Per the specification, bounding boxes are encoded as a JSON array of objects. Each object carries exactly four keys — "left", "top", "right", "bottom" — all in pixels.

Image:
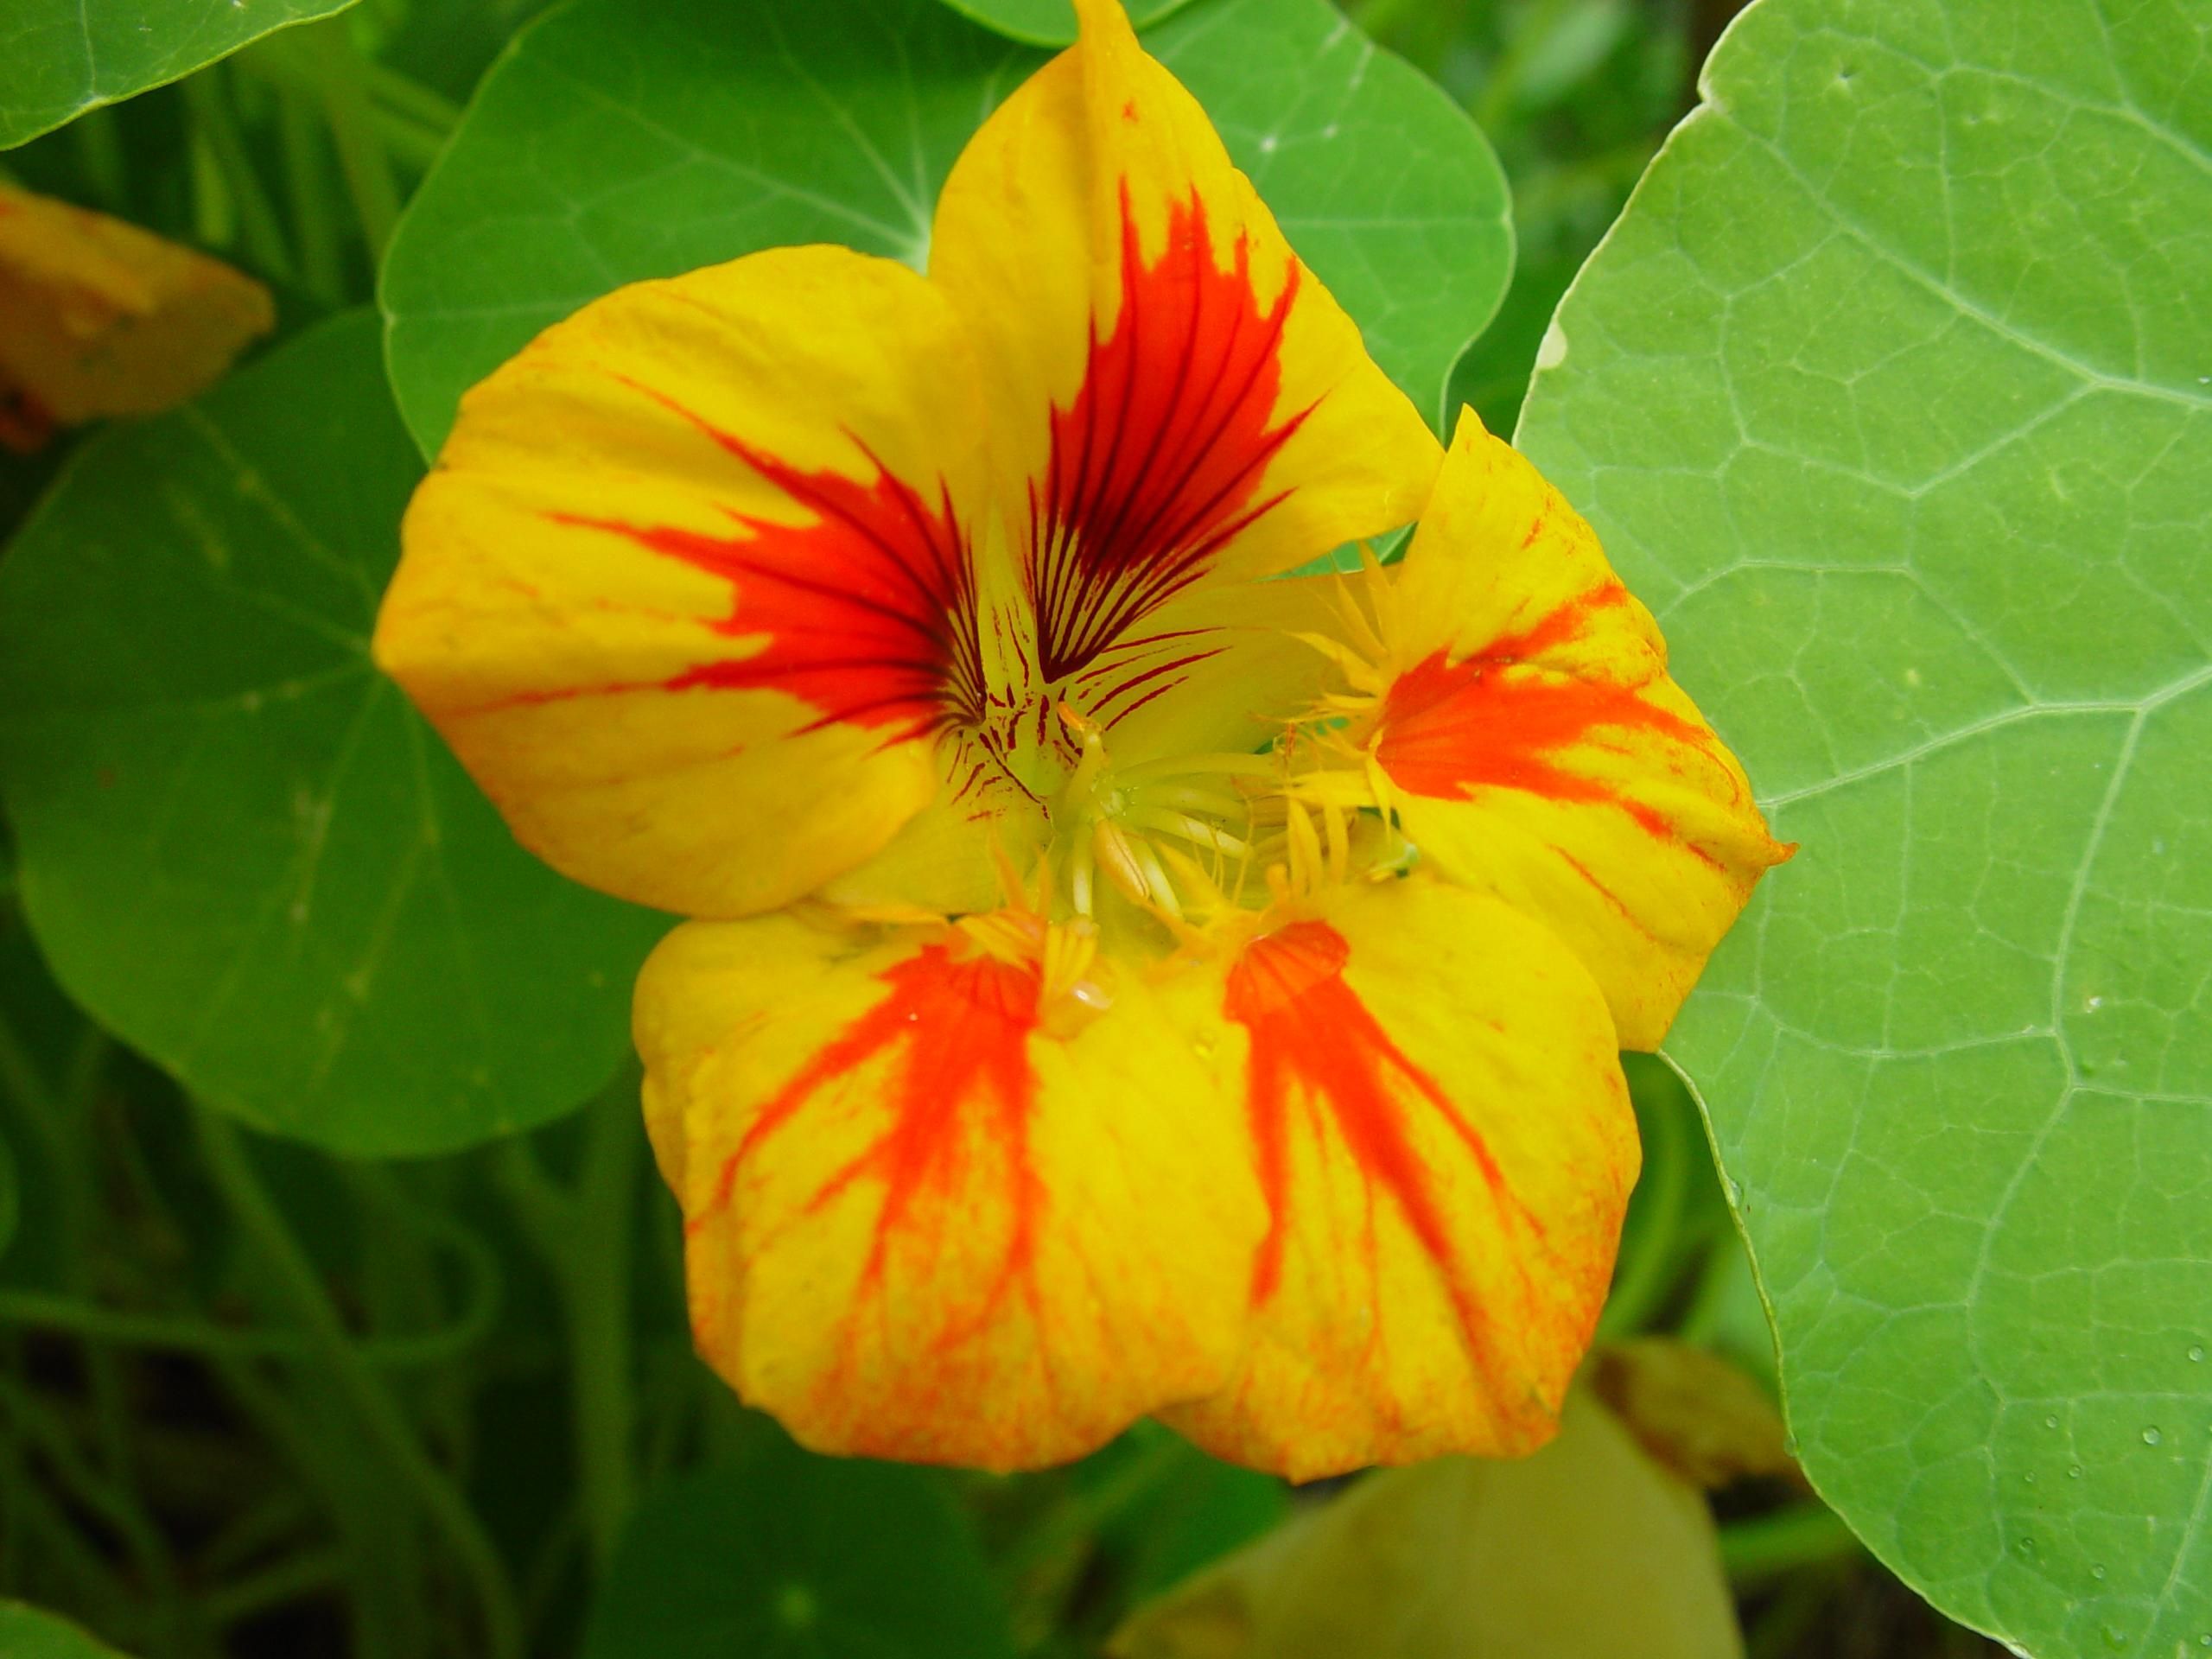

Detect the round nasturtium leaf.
[
  {"left": 0, "top": 0, "right": 359, "bottom": 149},
  {"left": 378, "top": 0, "right": 1508, "bottom": 455},
  {"left": 1516, "top": 1, "right": 2212, "bottom": 1654},
  {"left": 0, "top": 311, "right": 666, "bottom": 1157},
  {"left": 582, "top": 1443, "right": 1017, "bottom": 1659},
  {"left": 931, "top": 0, "right": 1194, "bottom": 48},
  {"left": 0, "top": 1601, "right": 132, "bottom": 1658}
]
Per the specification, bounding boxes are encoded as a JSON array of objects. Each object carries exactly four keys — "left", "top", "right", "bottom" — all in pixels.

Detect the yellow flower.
[
  {"left": 375, "top": 0, "right": 1787, "bottom": 1479},
  {"left": 0, "top": 185, "right": 272, "bottom": 452}
]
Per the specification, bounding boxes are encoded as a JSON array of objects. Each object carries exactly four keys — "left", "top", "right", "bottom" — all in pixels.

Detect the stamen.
[
  {"left": 1123, "top": 805, "right": 1249, "bottom": 858},
  {"left": 1130, "top": 837, "right": 1184, "bottom": 920},
  {"left": 1145, "top": 782, "right": 1248, "bottom": 818},
  {"left": 1092, "top": 820, "right": 1153, "bottom": 908},
  {"left": 1071, "top": 831, "right": 1097, "bottom": 918},
  {"left": 1322, "top": 800, "right": 1350, "bottom": 886},
  {"left": 1116, "top": 750, "right": 1282, "bottom": 785}
]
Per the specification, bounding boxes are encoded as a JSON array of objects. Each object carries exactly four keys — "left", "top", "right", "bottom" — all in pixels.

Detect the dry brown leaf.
[
  {"left": 1110, "top": 1390, "right": 1742, "bottom": 1659},
  {"left": 1590, "top": 1337, "right": 1805, "bottom": 1492},
  {"left": 0, "top": 185, "right": 274, "bottom": 452}
]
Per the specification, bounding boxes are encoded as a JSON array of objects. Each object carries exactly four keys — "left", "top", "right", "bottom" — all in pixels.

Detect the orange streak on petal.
[
  {"left": 1376, "top": 631, "right": 1707, "bottom": 828},
  {"left": 693, "top": 946, "right": 1044, "bottom": 1329},
  {"left": 1225, "top": 922, "right": 1538, "bottom": 1380}
]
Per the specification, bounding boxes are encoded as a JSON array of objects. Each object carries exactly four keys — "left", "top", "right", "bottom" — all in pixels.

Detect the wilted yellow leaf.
[
  {"left": 1111, "top": 1391, "right": 1741, "bottom": 1659},
  {"left": 1590, "top": 1338, "right": 1804, "bottom": 1493},
  {"left": 0, "top": 185, "right": 273, "bottom": 451}
]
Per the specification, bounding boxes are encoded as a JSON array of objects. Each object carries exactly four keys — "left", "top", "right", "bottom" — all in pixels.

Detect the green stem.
[
  {"left": 1001, "top": 1430, "right": 1188, "bottom": 1582},
  {"left": 295, "top": 17, "right": 403, "bottom": 258},
  {"left": 195, "top": 1109, "right": 521, "bottom": 1659},
  {"left": 361, "top": 60, "right": 462, "bottom": 136},
  {"left": 207, "top": 1353, "right": 410, "bottom": 1659},
  {"left": 1718, "top": 1503, "right": 1862, "bottom": 1583},
  {"left": 1472, "top": 0, "right": 1575, "bottom": 131},
  {"left": 276, "top": 82, "right": 345, "bottom": 302},
  {"left": 0, "top": 1284, "right": 491, "bottom": 1368},
  {"left": 0, "top": 1374, "right": 186, "bottom": 1635},
  {"left": 67, "top": 105, "right": 129, "bottom": 210},
  {"left": 0, "top": 1427, "right": 137, "bottom": 1617},
  {"left": 200, "top": 1548, "right": 346, "bottom": 1628},
  {"left": 499, "top": 1084, "right": 641, "bottom": 1569},
  {"left": 180, "top": 69, "right": 296, "bottom": 280},
  {"left": 1598, "top": 1065, "right": 1694, "bottom": 1338}
]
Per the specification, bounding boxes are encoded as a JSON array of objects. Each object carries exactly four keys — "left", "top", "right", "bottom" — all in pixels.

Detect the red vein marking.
[
  {"left": 692, "top": 945, "right": 1043, "bottom": 1332},
  {"left": 1224, "top": 921, "right": 1541, "bottom": 1382},
  {"left": 1375, "top": 582, "right": 1719, "bottom": 858},
  {"left": 1027, "top": 183, "right": 1312, "bottom": 682},
  {"left": 544, "top": 387, "right": 981, "bottom": 738}
]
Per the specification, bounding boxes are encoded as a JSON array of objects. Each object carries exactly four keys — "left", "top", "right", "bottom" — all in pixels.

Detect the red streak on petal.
[
  {"left": 1224, "top": 922, "right": 1535, "bottom": 1367},
  {"left": 694, "top": 946, "right": 1043, "bottom": 1321},
  {"left": 1028, "top": 184, "right": 1310, "bottom": 680},
  {"left": 1376, "top": 582, "right": 1717, "bottom": 856},
  {"left": 548, "top": 400, "right": 978, "bottom": 737}
]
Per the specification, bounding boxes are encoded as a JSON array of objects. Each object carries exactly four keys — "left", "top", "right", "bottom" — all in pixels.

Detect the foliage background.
[{"left": 2, "top": 0, "right": 2204, "bottom": 1655}]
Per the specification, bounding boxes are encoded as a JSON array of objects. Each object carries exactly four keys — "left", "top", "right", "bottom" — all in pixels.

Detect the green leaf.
[
  {"left": 0, "top": 1122, "right": 17, "bottom": 1262},
  {"left": 1515, "top": 1, "right": 2212, "bottom": 1653},
  {"left": 582, "top": 1440, "right": 1017, "bottom": 1659},
  {"left": 0, "top": 1601, "right": 131, "bottom": 1658},
  {"left": 931, "top": 0, "right": 1193, "bottom": 48},
  {"left": 0, "top": 0, "right": 359, "bottom": 149},
  {"left": 379, "top": 0, "right": 1507, "bottom": 454},
  {"left": 0, "top": 312, "right": 664, "bottom": 1156}
]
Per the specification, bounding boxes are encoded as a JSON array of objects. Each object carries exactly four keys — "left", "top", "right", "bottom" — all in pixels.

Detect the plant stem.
[
  {"left": 195, "top": 1109, "right": 522, "bottom": 1659},
  {"left": 295, "top": 17, "right": 403, "bottom": 258},
  {"left": 499, "top": 1082, "right": 642, "bottom": 1569},
  {"left": 276, "top": 81, "right": 345, "bottom": 302},
  {"left": 180, "top": 69, "right": 296, "bottom": 281},
  {"left": 1719, "top": 1502, "right": 1862, "bottom": 1583},
  {"left": 1598, "top": 1062, "right": 1694, "bottom": 1338},
  {"left": 200, "top": 1547, "right": 346, "bottom": 1628}
]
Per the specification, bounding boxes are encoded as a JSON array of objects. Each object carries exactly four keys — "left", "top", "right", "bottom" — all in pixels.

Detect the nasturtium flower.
[
  {"left": 376, "top": 0, "right": 1786, "bottom": 1479},
  {"left": 0, "top": 184, "right": 272, "bottom": 453}
]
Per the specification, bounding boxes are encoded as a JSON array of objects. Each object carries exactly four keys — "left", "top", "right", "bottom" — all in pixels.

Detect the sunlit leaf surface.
[
  {"left": 0, "top": 312, "right": 664, "bottom": 1155},
  {"left": 379, "top": 0, "right": 1507, "bottom": 454},
  {"left": 0, "top": 0, "right": 359, "bottom": 149},
  {"left": 1516, "top": 1, "right": 2212, "bottom": 1652}
]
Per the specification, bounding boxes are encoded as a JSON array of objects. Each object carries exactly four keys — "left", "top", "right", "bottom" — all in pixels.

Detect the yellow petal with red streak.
[
  {"left": 636, "top": 912, "right": 1267, "bottom": 1470},
  {"left": 1375, "top": 412, "right": 1790, "bottom": 1049},
  {"left": 1160, "top": 876, "right": 1637, "bottom": 1480},
  {"left": 927, "top": 0, "right": 1440, "bottom": 687},
  {"left": 376, "top": 246, "right": 994, "bottom": 918}
]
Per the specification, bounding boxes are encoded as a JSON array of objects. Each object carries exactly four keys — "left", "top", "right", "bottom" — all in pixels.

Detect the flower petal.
[
  {"left": 1081, "top": 565, "right": 1378, "bottom": 764},
  {"left": 636, "top": 912, "right": 1266, "bottom": 1470},
  {"left": 928, "top": 0, "right": 1440, "bottom": 682},
  {"left": 0, "top": 183, "right": 271, "bottom": 449},
  {"left": 1375, "top": 414, "right": 1790, "bottom": 1049},
  {"left": 1160, "top": 877, "right": 1637, "bottom": 1480},
  {"left": 376, "top": 246, "right": 994, "bottom": 917}
]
